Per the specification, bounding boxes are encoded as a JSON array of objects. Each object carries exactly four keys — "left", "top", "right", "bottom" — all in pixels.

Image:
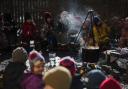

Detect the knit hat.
[
  {"left": 28, "top": 50, "right": 45, "bottom": 68},
  {"left": 59, "top": 56, "right": 77, "bottom": 76},
  {"left": 100, "top": 77, "right": 122, "bottom": 89},
  {"left": 12, "top": 47, "right": 28, "bottom": 63},
  {"left": 86, "top": 69, "right": 106, "bottom": 89},
  {"left": 44, "top": 66, "right": 72, "bottom": 89}
]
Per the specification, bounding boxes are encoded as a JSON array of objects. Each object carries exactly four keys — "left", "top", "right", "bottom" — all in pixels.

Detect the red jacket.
[{"left": 22, "top": 21, "right": 37, "bottom": 40}]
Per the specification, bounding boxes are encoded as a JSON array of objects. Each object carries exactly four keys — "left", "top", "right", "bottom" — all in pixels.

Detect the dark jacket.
[
  {"left": 70, "top": 74, "right": 84, "bottom": 89},
  {"left": 3, "top": 62, "right": 26, "bottom": 89}
]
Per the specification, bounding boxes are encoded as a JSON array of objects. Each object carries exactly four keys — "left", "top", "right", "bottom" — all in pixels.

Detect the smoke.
[
  {"left": 60, "top": 11, "right": 82, "bottom": 32},
  {"left": 59, "top": 11, "right": 84, "bottom": 43},
  {"left": 60, "top": 11, "right": 86, "bottom": 34},
  {"left": 59, "top": 0, "right": 93, "bottom": 42},
  {"left": 60, "top": 0, "right": 92, "bottom": 32}
]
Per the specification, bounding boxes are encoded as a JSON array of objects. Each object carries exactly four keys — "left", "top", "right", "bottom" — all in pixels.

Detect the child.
[
  {"left": 100, "top": 77, "right": 122, "bottom": 89},
  {"left": 21, "top": 50, "right": 45, "bottom": 89},
  {"left": 3, "top": 47, "right": 28, "bottom": 89},
  {"left": 59, "top": 56, "right": 84, "bottom": 89},
  {"left": 22, "top": 13, "right": 38, "bottom": 43},
  {"left": 86, "top": 69, "right": 106, "bottom": 89},
  {"left": 44, "top": 66, "right": 72, "bottom": 89}
]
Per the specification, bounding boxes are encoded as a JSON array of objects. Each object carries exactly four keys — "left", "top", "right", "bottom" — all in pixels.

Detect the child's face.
[
  {"left": 33, "top": 60, "right": 45, "bottom": 75},
  {"left": 44, "top": 85, "right": 54, "bottom": 89}
]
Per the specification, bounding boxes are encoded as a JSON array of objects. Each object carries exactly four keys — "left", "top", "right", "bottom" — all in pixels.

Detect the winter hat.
[
  {"left": 43, "top": 12, "right": 52, "bottom": 23},
  {"left": 12, "top": 47, "right": 28, "bottom": 63},
  {"left": 100, "top": 77, "right": 122, "bottom": 89},
  {"left": 24, "top": 12, "right": 31, "bottom": 20},
  {"left": 43, "top": 12, "right": 52, "bottom": 18},
  {"left": 59, "top": 56, "right": 77, "bottom": 76},
  {"left": 28, "top": 50, "right": 45, "bottom": 68},
  {"left": 93, "top": 16, "right": 101, "bottom": 24},
  {"left": 44, "top": 66, "right": 72, "bottom": 89},
  {"left": 86, "top": 69, "right": 106, "bottom": 89}
]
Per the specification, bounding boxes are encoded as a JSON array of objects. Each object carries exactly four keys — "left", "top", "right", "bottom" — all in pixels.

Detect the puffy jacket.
[
  {"left": 93, "top": 23, "right": 110, "bottom": 45},
  {"left": 22, "top": 21, "right": 37, "bottom": 40}
]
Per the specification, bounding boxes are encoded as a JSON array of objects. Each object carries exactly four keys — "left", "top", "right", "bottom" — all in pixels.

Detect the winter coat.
[
  {"left": 93, "top": 23, "right": 110, "bottom": 45},
  {"left": 70, "top": 74, "right": 84, "bottom": 89},
  {"left": 22, "top": 21, "right": 37, "bottom": 41},
  {"left": 21, "top": 73, "right": 44, "bottom": 89},
  {"left": 121, "top": 22, "right": 128, "bottom": 39},
  {"left": 3, "top": 62, "right": 26, "bottom": 89}
]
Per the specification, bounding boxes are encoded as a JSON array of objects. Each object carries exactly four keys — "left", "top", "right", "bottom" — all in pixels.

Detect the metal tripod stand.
[{"left": 74, "top": 10, "right": 96, "bottom": 46}]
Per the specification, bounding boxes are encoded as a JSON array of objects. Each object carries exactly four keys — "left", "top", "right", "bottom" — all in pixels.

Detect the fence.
[
  {"left": 85, "top": 0, "right": 128, "bottom": 18},
  {"left": 0, "top": 0, "right": 48, "bottom": 27},
  {"left": 0, "top": 0, "right": 128, "bottom": 25}
]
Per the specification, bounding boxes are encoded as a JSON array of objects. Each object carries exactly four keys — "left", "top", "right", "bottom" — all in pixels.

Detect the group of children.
[{"left": 3, "top": 47, "right": 123, "bottom": 89}]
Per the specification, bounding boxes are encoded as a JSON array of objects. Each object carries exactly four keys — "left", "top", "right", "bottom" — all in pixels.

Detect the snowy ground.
[{"left": 0, "top": 50, "right": 128, "bottom": 89}]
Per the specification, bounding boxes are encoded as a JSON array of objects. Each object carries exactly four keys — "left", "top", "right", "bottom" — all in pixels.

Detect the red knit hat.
[
  {"left": 100, "top": 77, "right": 122, "bottom": 89},
  {"left": 59, "top": 56, "right": 77, "bottom": 76}
]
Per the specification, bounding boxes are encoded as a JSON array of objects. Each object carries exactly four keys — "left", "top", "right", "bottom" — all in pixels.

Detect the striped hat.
[{"left": 28, "top": 50, "right": 45, "bottom": 68}]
